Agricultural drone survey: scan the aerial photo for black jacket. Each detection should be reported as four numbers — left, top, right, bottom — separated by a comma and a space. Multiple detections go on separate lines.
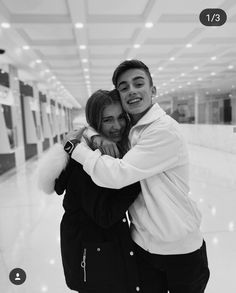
54, 158, 141, 292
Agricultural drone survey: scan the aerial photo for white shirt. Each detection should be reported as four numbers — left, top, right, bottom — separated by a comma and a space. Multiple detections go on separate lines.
72, 103, 203, 254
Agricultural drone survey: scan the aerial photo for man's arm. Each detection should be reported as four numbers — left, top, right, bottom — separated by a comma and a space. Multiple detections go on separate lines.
71, 125, 186, 189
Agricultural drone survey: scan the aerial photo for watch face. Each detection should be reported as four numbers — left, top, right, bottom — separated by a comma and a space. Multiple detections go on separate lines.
64, 141, 74, 154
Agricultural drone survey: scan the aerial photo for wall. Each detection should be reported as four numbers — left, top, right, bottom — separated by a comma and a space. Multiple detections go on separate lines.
180, 124, 236, 154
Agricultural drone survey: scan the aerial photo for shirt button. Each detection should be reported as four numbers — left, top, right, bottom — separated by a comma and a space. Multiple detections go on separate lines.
130, 251, 134, 256
136, 286, 140, 291
122, 218, 126, 222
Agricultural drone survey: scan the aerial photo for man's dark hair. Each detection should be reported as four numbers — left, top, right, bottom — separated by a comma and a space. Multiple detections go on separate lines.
112, 59, 153, 88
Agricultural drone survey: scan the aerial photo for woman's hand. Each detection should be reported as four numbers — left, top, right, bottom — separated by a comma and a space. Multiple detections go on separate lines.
91, 135, 120, 158
63, 127, 86, 145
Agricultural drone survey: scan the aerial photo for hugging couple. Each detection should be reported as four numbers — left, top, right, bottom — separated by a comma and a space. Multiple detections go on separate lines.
38, 59, 210, 293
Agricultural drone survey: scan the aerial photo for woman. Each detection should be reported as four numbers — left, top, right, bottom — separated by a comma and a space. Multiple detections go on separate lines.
38, 89, 141, 293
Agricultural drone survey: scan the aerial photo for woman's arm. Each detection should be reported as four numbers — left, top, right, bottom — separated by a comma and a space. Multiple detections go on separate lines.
54, 159, 74, 195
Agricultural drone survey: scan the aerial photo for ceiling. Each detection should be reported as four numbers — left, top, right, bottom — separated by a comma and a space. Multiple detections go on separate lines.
0, 0, 236, 109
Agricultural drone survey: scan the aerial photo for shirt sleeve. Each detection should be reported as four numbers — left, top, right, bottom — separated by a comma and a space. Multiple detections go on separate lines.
71, 125, 183, 189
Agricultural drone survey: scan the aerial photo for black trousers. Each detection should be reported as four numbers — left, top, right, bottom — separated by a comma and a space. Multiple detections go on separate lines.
133, 240, 210, 293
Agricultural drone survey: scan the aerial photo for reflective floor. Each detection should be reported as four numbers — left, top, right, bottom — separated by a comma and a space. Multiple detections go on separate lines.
0, 144, 236, 293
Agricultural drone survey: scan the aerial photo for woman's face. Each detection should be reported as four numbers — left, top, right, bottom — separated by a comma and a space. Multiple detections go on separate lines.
101, 102, 127, 143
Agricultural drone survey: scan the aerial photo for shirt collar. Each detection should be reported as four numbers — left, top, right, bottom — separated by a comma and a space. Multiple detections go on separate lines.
131, 103, 166, 129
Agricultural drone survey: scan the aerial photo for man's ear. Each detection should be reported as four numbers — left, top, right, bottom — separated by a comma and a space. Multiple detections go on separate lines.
151, 86, 157, 98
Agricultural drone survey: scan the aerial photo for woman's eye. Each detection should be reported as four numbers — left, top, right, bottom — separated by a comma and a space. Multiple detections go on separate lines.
102, 118, 112, 123
119, 86, 128, 92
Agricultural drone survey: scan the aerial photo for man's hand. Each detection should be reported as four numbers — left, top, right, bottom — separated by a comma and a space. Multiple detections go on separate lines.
63, 127, 86, 146
92, 135, 120, 158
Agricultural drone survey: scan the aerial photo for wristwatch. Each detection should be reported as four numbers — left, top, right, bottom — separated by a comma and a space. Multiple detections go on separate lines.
64, 139, 79, 155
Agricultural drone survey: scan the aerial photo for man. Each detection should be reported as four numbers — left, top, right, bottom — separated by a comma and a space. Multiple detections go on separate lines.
66, 60, 210, 293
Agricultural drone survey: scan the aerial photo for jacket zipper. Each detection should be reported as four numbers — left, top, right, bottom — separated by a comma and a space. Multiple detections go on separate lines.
81, 248, 87, 282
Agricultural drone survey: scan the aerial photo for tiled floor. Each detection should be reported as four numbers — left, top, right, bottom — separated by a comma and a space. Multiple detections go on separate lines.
0, 144, 236, 292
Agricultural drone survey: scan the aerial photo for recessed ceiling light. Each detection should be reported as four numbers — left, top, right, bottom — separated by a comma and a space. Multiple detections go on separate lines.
79, 45, 86, 50
170, 78, 175, 82
158, 67, 163, 71
193, 66, 199, 70
228, 65, 234, 69
180, 73, 185, 76
1, 22, 10, 28
85, 75, 90, 79
170, 57, 175, 61
211, 72, 216, 76
187, 82, 191, 85
228, 221, 234, 231
41, 285, 48, 292
75, 22, 84, 28
82, 58, 88, 63
178, 85, 182, 88
186, 43, 192, 48
36, 59, 42, 64
211, 56, 217, 61
22, 45, 30, 50
84, 68, 89, 72
134, 44, 140, 48
197, 77, 202, 81
145, 22, 153, 28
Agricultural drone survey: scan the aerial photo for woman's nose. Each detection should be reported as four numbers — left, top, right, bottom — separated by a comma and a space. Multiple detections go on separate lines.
112, 120, 122, 130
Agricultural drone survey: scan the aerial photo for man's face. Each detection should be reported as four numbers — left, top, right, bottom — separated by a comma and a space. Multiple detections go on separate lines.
116, 69, 156, 122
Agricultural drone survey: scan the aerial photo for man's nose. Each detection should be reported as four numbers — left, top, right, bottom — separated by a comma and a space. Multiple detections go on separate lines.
128, 84, 137, 96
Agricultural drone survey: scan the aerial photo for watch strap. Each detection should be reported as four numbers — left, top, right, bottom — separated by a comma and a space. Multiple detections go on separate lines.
64, 139, 79, 155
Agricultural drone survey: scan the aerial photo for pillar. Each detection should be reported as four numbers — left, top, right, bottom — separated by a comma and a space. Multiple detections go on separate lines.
8, 64, 25, 169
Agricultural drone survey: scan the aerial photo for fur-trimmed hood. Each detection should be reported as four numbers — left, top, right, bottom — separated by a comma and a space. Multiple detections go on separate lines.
37, 143, 69, 194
